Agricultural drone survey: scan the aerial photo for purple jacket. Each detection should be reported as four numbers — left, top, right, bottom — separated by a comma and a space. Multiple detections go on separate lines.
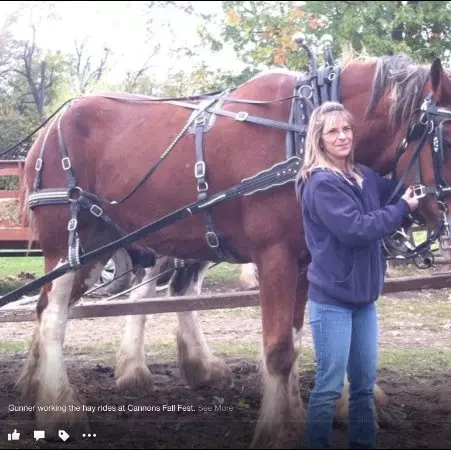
299, 164, 411, 308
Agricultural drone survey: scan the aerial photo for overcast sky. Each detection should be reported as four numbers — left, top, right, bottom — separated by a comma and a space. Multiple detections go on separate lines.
0, 1, 244, 83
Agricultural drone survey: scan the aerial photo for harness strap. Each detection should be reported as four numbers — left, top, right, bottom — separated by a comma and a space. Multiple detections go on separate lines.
166, 100, 307, 134
3, 157, 301, 306
28, 187, 149, 261
387, 125, 430, 205
56, 112, 83, 266
28, 94, 224, 267
194, 109, 225, 260
286, 62, 341, 161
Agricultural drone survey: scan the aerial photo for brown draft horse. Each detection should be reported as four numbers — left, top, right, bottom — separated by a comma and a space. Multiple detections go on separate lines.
15, 52, 451, 447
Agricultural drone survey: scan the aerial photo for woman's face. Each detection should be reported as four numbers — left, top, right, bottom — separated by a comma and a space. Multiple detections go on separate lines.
321, 114, 353, 165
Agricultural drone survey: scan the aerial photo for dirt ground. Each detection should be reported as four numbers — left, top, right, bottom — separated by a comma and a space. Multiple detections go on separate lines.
0, 274, 450, 449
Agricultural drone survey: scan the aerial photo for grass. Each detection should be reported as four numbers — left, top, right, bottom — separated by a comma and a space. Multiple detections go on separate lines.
0, 256, 44, 278
0, 256, 44, 295
28, 335, 449, 378
378, 348, 451, 373
377, 293, 451, 333
0, 341, 29, 352
204, 263, 241, 285
0, 257, 240, 286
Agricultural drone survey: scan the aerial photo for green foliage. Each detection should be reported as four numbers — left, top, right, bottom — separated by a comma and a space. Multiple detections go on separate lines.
199, 1, 451, 74
0, 103, 37, 157
304, 1, 451, 64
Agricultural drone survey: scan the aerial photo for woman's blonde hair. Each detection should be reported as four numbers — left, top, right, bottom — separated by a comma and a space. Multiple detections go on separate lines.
294, 101, 363, 200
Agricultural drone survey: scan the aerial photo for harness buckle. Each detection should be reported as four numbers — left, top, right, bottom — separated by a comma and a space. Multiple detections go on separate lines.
35, 158, 43, 171
195, 161, 206, 179
420, 98, 431, 112
236, 111, 249, 121
197, 181, 209, 193
299, 84, 313, 99
412, 184, 427, 199
62, 157, 72, 170
195, 113, 207, 126
67, 218, 77, 231
206, 231, 220, 248
90, 204, 103, 218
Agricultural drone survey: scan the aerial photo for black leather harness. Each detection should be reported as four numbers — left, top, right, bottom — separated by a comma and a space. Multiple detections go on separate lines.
26, 47, 341, 269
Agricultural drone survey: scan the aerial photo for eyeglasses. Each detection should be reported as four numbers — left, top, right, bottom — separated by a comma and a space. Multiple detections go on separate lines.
322, 125, 353, 139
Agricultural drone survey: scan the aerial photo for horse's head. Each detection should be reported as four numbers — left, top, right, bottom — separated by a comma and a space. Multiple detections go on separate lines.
341, 54, 451, 261
396, 58, 451, 260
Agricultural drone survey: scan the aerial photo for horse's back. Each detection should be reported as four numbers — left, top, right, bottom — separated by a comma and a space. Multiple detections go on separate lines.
23, 70, 302, 261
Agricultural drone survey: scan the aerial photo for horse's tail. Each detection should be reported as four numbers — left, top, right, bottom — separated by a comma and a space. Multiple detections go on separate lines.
18, 168, 29, 228
18, 161, 38, 252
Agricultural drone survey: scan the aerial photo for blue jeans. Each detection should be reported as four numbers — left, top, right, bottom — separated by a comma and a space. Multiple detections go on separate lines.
305, 299, 378, 449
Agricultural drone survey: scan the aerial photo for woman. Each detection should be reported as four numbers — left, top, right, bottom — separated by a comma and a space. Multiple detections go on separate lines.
295, 101, 419, 449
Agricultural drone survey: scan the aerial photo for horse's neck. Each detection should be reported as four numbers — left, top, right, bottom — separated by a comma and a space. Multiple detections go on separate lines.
349, 112, 404, 176
341, 80, 403, 174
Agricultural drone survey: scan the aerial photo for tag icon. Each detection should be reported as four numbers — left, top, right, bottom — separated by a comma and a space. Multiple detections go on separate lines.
58, 429, 70, 442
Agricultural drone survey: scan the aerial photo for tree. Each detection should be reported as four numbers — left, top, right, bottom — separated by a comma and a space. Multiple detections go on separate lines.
304, 1, 451, 64
69, 39, 111, 95
0, 3, 68, 157
197, 1, 451, 73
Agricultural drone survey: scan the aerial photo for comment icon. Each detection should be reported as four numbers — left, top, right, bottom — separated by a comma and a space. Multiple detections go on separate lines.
34, 430, 45, 441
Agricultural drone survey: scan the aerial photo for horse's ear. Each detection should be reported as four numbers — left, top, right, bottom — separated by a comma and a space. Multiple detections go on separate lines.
430, 58, 451, 101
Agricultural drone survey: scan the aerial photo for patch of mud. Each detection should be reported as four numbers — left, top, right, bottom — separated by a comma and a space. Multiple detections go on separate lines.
0, 355, 450, 449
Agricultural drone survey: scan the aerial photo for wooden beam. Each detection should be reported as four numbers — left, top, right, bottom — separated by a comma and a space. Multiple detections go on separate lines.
382, 271, 451, 293
1, 272, 451, 323
0, 290, 262, 323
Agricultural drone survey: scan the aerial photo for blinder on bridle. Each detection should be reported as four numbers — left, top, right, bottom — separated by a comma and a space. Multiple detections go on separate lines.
382, 92, 451, 268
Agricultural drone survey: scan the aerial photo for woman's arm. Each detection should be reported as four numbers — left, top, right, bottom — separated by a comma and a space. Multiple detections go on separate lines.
309, 179, 412, 247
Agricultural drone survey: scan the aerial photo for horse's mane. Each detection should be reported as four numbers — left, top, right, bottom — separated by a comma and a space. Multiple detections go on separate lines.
247, 54, 430, 131
365, 54, 430, 127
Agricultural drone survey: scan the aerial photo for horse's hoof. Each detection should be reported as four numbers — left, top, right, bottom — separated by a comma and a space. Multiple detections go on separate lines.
115, 364, 154, 395
35, 385, 89, 441
180, 356, 232, 389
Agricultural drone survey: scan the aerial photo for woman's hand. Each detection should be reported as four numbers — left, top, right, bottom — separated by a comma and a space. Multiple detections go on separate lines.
401, 186, 420, 211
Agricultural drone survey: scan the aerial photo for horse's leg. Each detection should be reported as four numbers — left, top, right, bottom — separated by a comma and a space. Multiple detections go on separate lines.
16, 253, 108, 438
251, 244, 304, 449
171, 261, 232, 389
115, 257, 170, 393
239, 262, 259, 289
334, 376, 388, 428
293, 266, 308, 373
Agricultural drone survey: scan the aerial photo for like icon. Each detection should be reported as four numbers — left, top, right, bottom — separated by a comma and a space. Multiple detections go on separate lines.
7, 429, 20, 441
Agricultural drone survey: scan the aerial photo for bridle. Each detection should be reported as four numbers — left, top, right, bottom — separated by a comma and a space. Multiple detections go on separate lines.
382, 91, 451, 267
